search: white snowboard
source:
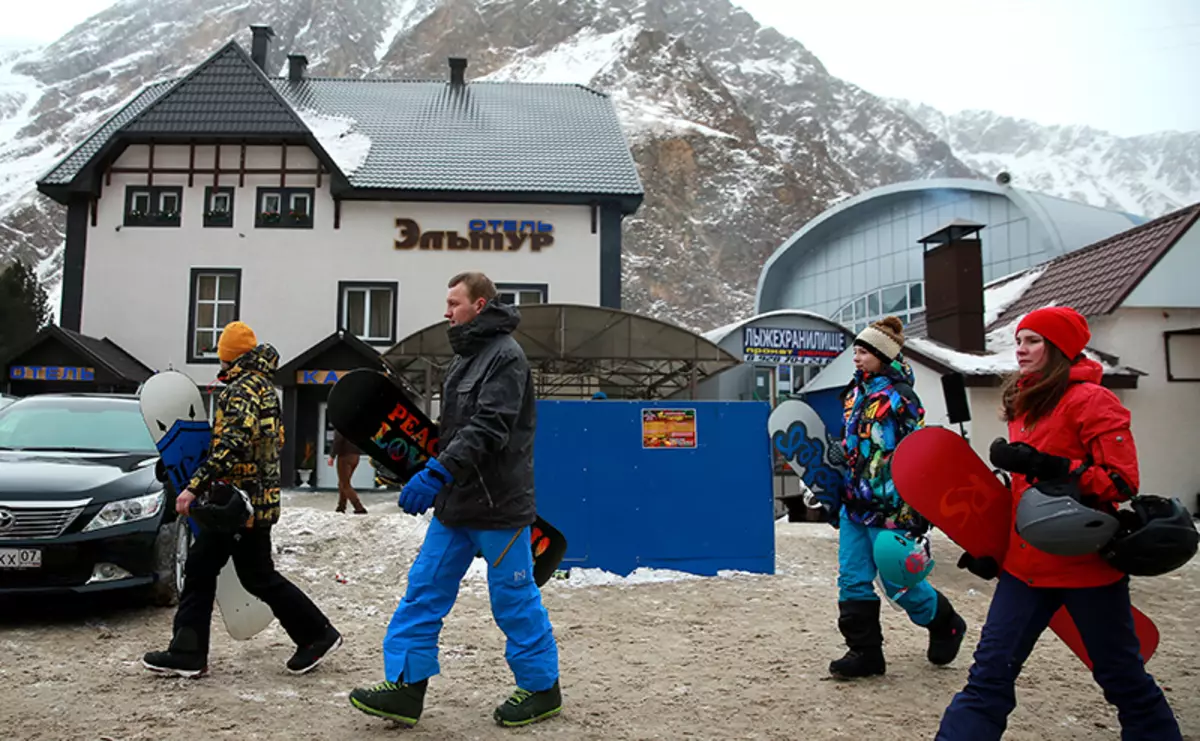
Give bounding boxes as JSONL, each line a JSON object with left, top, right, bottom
{"left": 139, "top": 370, "right": 275, "bottom": 641}
{"left": 767, "top": 399, "right": 846, "bottom": 509}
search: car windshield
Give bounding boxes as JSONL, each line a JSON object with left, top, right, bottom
{"left": 0, "top": 397, "right": 156, "bottom": 454}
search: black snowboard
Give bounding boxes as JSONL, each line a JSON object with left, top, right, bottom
{"left": 326, "top": 368, "right": 568, "bottom": 587}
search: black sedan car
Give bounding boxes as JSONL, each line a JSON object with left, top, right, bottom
{"left": 0, "top": 393, "right": 187, "bottom": 605}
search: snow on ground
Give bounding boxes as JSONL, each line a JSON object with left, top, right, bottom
{"left": 294, "top": 109, "right": 372, "bottom": 176}
{"left": 1, "top": 489, "right": 1196, "bottom": 740}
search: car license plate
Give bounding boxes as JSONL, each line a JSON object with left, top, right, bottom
{"left": 0, "top": 548, "right": 41, "bottom": 569}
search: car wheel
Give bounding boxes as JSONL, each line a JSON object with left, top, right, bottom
{"left": 149, "top": 518, "right": 190, "bottom": 607}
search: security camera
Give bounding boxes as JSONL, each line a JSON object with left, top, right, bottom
{"left": 995, "top": 171, "right": 1012, "bottom": 186}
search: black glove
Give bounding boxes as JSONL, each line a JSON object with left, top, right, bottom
{"left": 988, "top": 438, "right": 1070, "bottom": 482}
{"left": 957, "top": 552, "right": 1000, "bottom": 580}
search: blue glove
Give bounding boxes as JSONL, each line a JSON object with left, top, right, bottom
{"left": 398, "top": 457, "right": 452, "bottom": 515}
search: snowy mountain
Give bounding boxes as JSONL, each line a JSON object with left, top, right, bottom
{"left": 893, "top": 100, "right": 1200, "bottom": 218}
{"left": 0, "top": 0, "right": 1185, "bottom": 334}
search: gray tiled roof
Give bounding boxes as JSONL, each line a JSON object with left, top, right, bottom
{"left": 38, "top": 39, "right": 643, "bottom": 200}
{"left": 59, "top": 328, "right": 154, "bottom": 382}
{"left": 122, "top": 42, "right": 308, "bottom": 136}
{"left": 39, "top": 81, "right": 174, "bottom": 185}
{"left": 272, "top": 78, "right": 643, "bottom": 195}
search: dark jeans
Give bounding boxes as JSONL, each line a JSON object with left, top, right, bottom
{"left": 936, "top": 572, "right": 1180, "bottom": 741}
{"left": 173, "top": 525, "right": 329, "bottom": 654}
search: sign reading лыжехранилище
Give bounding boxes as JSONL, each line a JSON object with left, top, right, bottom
{"left": 394, "top": 218, "right": 555, "bottom": 252}
{"left": 742, "top": 326, "right": 846, "bottom": 366}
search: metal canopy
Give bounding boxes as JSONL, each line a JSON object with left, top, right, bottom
{"left": 382, "top": 303, "right": 742, "bottom": 400}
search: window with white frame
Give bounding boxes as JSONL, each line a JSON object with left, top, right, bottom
{"left": 159, "top": 191, "right": 180, "bottom": 215}
{"left": 339, "top": 282, "right": 396, "bottom": 344}
{"left": 496, "top": 283, "right": 548, "bottom": 306}
{"left": 190, "top": 270, "right": 240, "bottom": 361}
{"left": 261, "top": 192, "right": 281, "bottom": 215}
{"left": 131, "top": 191, "right": 151, "bottom": 214}
{"left": 290, "top": 192, "right": 310, "bottom": 217}
{"left": 210, "top": 192, "right": 230, "bottom": 212}
{"left": 835, "top": 280, "right": 925, "bottom": 333}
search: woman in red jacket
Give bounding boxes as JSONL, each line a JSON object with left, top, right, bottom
{"left": 935, "top": 306, "right": 1181, "bottom": 740}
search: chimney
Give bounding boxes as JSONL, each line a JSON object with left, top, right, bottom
{"left": 250, "top": 24, "right": 275, "bottom": 74}
{"left": 288, "top": 53, "right": 308, "bottom": 82}
{"left": 448, "top": 57, "right": 467, "bottom": 87}
{"left": 918, "top": 218, "right": 986, "bottom": 352}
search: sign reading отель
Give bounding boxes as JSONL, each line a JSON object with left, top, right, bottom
{"left": 8, "top": 366, "right": 95, "bottom": 381}
{"left": 394, "top": 218, "right": 555, "bottom": 252}
{"left": 742, "top": 326, "right": 846, "bottom": 366}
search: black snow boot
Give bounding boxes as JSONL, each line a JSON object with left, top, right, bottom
{"left": 142, "top": 627, "right": 208, "bottom": 679}
{"left": 925, "top": 591, "right": 967, "bottom": 666}
{"left": 829, "top": 600, "right": 886, "bottom": 679}
{"left": 286, "top": 623, "right": 343, "bottom": 675}
{"left": 493, "top": 679, "right": 563, "bottom": 727}
{"left": 349, "top": 677, "right": 428, "bottom": 727}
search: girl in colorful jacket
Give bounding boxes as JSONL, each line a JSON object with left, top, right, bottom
{"left": 830, "top": 316, "right": 967, "bottom": 679}
{"left": 935, "top": 306, "right": 1181, "bottom": 739}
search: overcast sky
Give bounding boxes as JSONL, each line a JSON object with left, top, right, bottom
{"left": 2, "top": 0, "right": 1197, "bottom": 137}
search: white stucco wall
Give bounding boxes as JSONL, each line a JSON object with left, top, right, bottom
{"left": 1123, "top": 219, "right": 1200, "bottom": 309}
{"left": 1089, "top": 307, "right": 1200, "bottom": 501}
{"left": 80, "top": 144, "right": 600, "bottom": 381}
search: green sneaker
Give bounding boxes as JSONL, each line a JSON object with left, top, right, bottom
{"left": 493, "top": 680, "right": 562, "bottom": 727}
{"left": 348, "top": 678, "right": 428, "bottom": 726}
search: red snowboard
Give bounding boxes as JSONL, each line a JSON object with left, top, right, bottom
{"left": 892, "top": 426, "right": 1159, "bottom": 669}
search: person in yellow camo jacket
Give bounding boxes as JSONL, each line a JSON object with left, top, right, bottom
{"left": 142, "top": 321, "right": 343, "bottom": 678}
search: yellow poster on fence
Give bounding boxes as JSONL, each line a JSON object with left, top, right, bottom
{"left": 641, "top": 408, "right": 697, "bottom": 449}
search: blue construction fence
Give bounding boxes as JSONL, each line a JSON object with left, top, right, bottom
{"left": 532, "top": 400, "right": 776, "bottom": 577}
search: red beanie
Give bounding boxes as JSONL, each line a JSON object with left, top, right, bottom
{"left": 1016, "top": 306, "right": 1090, "bottom": 359}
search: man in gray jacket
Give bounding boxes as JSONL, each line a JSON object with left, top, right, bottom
{"left": 348, "top": 271, "right": 561, "bottom": 729}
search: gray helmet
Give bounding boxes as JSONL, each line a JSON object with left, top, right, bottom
{"left": 1015, "top": 481, "right": 1119, "bottom": 557}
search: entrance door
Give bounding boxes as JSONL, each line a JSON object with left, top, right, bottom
{"left": 316, "top": 401, "right": 376, "bottom": 490}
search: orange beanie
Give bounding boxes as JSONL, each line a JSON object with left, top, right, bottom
{"left": 217, "top": 321, "right": 257, "bottom": 362}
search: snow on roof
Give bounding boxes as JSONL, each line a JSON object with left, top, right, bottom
{"left": 295, "top": 108, "right": 372, "bottom": 176}
{"left": 907, "top": 311, "right": 1142, "bottom": 377}
{"left": 983, "top": 266, "right": 1045, "bottom": 327}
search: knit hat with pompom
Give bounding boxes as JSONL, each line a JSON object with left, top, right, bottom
{"left": 854, "top": 315, "right": 905, "bottom": 364}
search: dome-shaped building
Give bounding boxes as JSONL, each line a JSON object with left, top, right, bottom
{"left": 755, "top": 177, "right": 1146, "bottom": 333}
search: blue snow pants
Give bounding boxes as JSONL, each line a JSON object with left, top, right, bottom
{"left": 382, "top": 516, "right": 559, "bottom": 692}
{"left": 837, "top": 506, "right": 937, "bottom": 626}
{"left": 936, "top": 571, "right": 1180, "bottom": 741}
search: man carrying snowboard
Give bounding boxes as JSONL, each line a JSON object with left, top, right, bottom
{"left": 143, "top": 321, "right": 343, "bottom": 678}
{"left": 348, "top": 271, "right": 561, "bottom": 728}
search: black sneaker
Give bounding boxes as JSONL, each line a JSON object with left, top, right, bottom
{"left": 286, "top": 625, "right": 343, "bottom": 675}
{"left": 142, "top": 649, "right": 208, "bottom": 679}
{"left": 493, "top": 680, "right": 562, "bottom": 727}
{"left": 348, "top": 679, "right": 428, "bottom": 727}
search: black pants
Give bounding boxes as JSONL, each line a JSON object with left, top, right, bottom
{"left": 173, "top": 525, "right": 329, "bottom": 655}
{"left": 936, "top": 572, "right": 1180, "bottom": 740}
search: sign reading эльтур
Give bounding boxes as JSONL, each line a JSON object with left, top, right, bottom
{"left": 742, "top": 326, "right": 846, "bottom": 366}
{"left": 394, "top": 218, "right": 555, "bottom": 252}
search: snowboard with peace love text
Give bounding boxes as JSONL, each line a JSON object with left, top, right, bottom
{"left": 325, "top": 368, "right": 567, "bottom": 587}
{"left": 891, "top": 426, "right": 1159, "bottom": 669}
